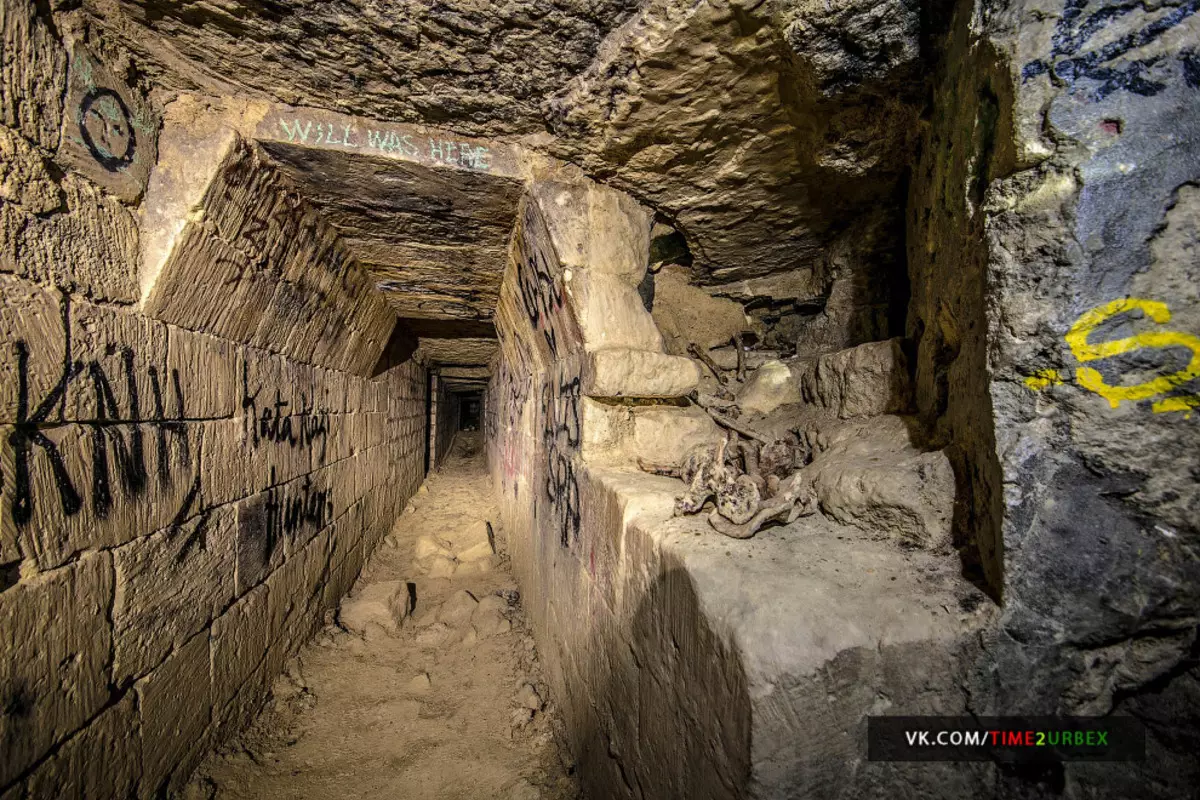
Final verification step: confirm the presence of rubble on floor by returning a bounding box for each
[184,434,579,800]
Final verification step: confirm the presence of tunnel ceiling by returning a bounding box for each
[83,0,928,284]
[81,0,642,136]
[260,142,524,323]
[416,337,499,369]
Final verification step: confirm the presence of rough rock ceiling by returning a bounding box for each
[416,337,498,367]
[543,0,924,283]
[85,0,926,290]
[260,141,523,322]
[81,0,641,136]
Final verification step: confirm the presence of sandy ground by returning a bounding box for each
[185,432,580,800]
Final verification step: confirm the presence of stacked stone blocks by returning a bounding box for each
[0,273,426,797]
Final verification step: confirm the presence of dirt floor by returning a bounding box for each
[184,432,580,800]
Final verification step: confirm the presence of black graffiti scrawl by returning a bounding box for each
[241,361,331,465]
[78,88,137,172]
[541,369,581,548]
[4,294,191,545]
[515,203,579,362]
[1022,0,1200,100]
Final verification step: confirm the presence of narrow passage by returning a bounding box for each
[185,432,579,800]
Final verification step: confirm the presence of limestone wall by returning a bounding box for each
[485,178,994,799]
[912,0,1200,792]
[484,180,759,798]
[431,376,461,468]
[0,6,428,793]
[0,272,425,797]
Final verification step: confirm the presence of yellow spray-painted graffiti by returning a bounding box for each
[1024,298,1200,415]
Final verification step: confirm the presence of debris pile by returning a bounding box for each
[640,334,955,548]
[638,338,826,538]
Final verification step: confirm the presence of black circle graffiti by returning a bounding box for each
[78,88,137,173]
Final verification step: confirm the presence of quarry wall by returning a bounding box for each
[483,180,756,798]
[0,280,425,796]
[0,7,428,794]
[431,376,461,469]
[909,1,1200,792]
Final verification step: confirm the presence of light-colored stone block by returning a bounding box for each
[0,274,66,425]
[143,222,276,343]
[197,418,252,508]
[137,100,240,300]
[0,552,113,788]
[136,631,212,798]
[631,406,721,469]
[22,692,140,800]
[531,180,653,284]
[807,418,955,550]
[338,579,412,636]
[266,526,330,677]
[736,359,802,417]
[583,349,699,398]
[136,630,213,798]
[565,270,664,353]
[112,505,236,683]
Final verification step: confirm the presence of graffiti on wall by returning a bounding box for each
[1025,297,1200,414]
[78,87,137,172]
[541,367,581,548]
[5,295,191,530]
[1021,0,1200,100]
[274,116,493,171]
[514,204,577,361]
[261,466,335,566]
[57,46,157,201]
[518,250,565,357]
[241,362,331,465]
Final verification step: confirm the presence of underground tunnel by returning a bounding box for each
[1,0,1199,798]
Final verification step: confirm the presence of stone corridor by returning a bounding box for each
[1,1,1198,799]
[186,432,578,800]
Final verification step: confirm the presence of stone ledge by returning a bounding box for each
[551,465,990,798]
[581,349,699,399]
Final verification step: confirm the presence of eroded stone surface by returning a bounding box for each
[805,417,955,550]
[83,0,642,137]
[650,265,749,354]
[545,0,921,282]
[0,0,67,150]
[0,553,112,788]
[791,337,912,419]
[907,3,1200,792]
[583,349,699,399]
